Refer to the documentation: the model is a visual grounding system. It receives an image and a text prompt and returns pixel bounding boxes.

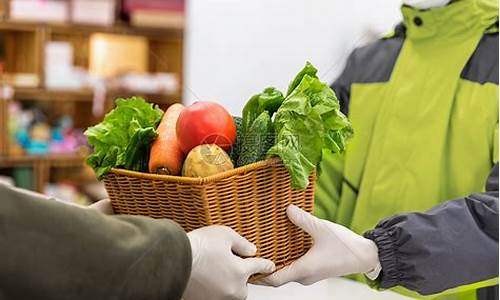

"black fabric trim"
[477,285,499,300]
[349,36,405,84]
[331,31,404,114]
[342,178,359,194]
[392,23,407,38]
[486,164,499,192]
[461,32,499,84]
[363,228,401,289]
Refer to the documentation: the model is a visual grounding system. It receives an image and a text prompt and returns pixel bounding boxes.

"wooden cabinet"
[0,17,184,192]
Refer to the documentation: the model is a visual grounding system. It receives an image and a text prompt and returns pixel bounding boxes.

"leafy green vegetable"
[267,62,353,189]
[285,62,318,97]
[85,97,163,178]
[230,116,243,164]
[122,126,158,172]
[237,111,274,167]
[242,87,284,134]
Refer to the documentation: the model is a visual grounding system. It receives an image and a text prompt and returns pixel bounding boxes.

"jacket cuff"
[364,227,400,289]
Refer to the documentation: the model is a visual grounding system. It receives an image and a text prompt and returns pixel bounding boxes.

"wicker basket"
[103,157,314,271]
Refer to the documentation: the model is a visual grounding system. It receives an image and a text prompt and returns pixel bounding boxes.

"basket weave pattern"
[104,158,314,269]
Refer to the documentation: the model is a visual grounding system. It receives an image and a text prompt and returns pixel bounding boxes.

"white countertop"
[248,278,414,300]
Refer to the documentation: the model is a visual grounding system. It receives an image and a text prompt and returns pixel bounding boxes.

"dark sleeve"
[364,164,499,295]
[0,183,192,300]
[331,52,355,115]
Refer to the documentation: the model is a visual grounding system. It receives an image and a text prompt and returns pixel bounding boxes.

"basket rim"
[108,157,283,184]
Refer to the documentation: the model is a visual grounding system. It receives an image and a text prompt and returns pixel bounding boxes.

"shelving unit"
[13,87,182,104]
[0,20,183,37]
[0,9,184,193]
[14,87,94,102]
[0,153,87,192]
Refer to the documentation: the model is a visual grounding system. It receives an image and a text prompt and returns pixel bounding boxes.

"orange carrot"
[149,103,185,175]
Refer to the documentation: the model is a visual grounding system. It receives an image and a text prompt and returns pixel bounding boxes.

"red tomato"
[176,101,236,154]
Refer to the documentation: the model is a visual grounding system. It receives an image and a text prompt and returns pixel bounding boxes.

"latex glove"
[184,225,276,300]
[258,205,379,287]
[88,199,114,215]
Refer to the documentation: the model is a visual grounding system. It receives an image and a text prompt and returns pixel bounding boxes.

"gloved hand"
[257,205,379,287]
[88,199,114,215]
[184,225,276,300]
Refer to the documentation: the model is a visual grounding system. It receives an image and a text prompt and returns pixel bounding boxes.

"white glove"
[258,205,380,287]
[184,225,276,300]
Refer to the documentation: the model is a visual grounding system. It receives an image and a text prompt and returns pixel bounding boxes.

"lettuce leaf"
[285,61,318,97]
[242,87,284,134]
[85,97,163,178]
[267,62,352,189]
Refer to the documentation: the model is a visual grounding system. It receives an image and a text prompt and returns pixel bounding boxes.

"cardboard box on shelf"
[10,0,69,23]
[89,33,148,79]
[123,0,184,13]
[111,72,178,94]
[71,0,116,26]
[130,10,184,29]
[45,41,84,90]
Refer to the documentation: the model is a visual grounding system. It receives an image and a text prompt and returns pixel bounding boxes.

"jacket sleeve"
[364,164,499,295]
[0,183,192,300]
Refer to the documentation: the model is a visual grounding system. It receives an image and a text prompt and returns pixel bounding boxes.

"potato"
[182,144,234,177]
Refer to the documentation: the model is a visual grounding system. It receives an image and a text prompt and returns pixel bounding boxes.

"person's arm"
[364,164,499,295]
[259,165,498,295]
[0,183,191,300]
[0,183,275,300]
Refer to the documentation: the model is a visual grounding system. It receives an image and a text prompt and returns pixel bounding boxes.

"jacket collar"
[401,0,498,41]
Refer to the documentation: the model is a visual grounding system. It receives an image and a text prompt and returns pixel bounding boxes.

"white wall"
[184,0,402,115]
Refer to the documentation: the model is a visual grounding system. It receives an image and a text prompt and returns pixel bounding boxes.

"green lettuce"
[285,61,318,97]
[267,62,353,189]
[242,87,284,134]
[85,97,163,179]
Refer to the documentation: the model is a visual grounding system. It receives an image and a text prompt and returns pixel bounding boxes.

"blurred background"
[0,0,400,205]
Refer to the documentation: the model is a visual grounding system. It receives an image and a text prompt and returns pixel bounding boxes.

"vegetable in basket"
[241,87,284,134]
[233,62,352,189]
[85,97,163,178]
[182,144,234,177]
[267,62,353,189]
[149,103,185,175]
[176,101,236,153]
[237,111,274,167]
[229,116,243,164]
[234,88,284,166]
[84,62,351,186]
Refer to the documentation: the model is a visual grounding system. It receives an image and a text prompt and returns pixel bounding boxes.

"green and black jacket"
[315,0,499,299]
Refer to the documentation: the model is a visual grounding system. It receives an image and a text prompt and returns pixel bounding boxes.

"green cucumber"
[230,116,243,164]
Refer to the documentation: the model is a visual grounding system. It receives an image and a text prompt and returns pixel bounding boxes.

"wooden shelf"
[108,90,182,105]
[12,87,182,105]
[14,87,94,102]
[0,20,183,38]
[0,153,88,193]
[0,153,87,168]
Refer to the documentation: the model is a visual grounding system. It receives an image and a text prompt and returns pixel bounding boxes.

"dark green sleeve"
[0,183,192,300]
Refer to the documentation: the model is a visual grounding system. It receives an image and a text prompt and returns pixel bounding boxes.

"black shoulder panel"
[461,33,499,84]
[349,36,404,84]
[331,26,404,114]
